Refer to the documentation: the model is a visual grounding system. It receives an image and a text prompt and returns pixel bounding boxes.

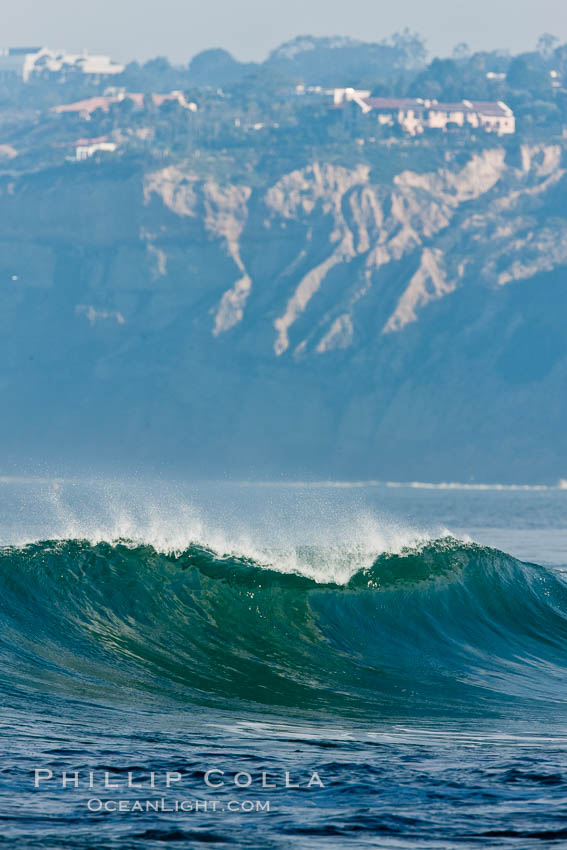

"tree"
[409,58,460,100]
[452,43,471,61]
[507,57,550,95]
[554,45,567,83]
[390,29,428,69]
[537,33,559,60]
[370,81,391,97]
[143,56,172,74]
[188,49,246,86]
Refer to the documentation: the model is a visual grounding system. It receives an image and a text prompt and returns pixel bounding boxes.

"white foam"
[234,479,559,491]
[0,478,442,585]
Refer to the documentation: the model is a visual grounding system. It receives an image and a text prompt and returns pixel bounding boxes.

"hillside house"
[75,140,117,161]
[0,47,124,81]
[333,89,515,135]
[52,91,197,119]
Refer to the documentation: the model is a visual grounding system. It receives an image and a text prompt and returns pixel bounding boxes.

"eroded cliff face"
[141,144,566,355]
[0,144,566,481]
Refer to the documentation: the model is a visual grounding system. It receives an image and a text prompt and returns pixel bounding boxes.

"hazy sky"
[4,0,567,64]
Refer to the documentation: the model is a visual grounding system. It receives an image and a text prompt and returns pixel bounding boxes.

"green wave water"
[2,537,567,718]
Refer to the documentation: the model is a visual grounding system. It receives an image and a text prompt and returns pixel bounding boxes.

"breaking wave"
[2,535,567,718]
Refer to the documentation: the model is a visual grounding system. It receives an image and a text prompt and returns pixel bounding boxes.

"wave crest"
[2,537,567,717]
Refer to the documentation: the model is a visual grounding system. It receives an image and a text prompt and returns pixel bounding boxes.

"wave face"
[2,537,567,717]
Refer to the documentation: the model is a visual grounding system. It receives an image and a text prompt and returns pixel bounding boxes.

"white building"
[467,101,515,134]
[340,94,515,135]
[360,97,428,134]
[0,47,124,82]
[332,87,372,107]
[0,47,42,81]
[53,91,198,119]
[75,141,117,161]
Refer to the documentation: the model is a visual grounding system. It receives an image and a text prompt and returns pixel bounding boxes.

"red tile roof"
[74,135,109,146]
[364,97,424,110]
[52,93,144,115]
[429,102,473,112]
[469,101,510,116]
[360,97,512,119]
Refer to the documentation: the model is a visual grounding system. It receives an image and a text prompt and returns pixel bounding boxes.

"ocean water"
[1,478,567,848]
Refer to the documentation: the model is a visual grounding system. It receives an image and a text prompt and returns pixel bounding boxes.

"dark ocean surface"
[1,479,567,848]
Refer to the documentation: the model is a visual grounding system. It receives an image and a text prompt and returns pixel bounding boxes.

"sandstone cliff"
[0,143,566,481]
